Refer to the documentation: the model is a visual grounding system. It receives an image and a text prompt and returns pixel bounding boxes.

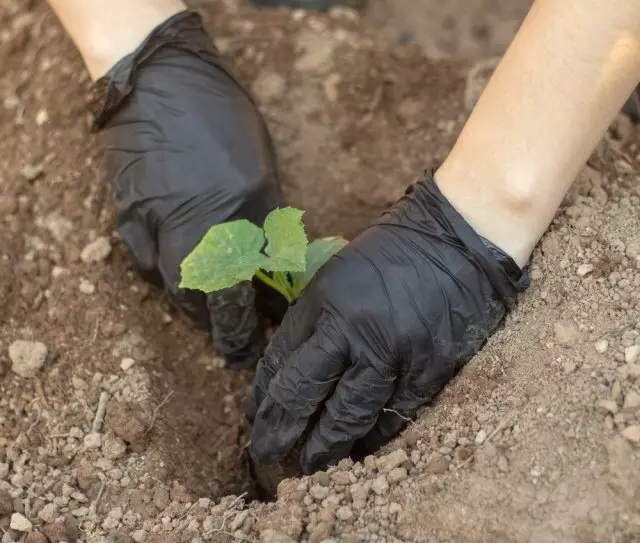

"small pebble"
[38,503,59,524]
[425,453,449,474]
[595,339,609,354]
[387,467,408,484]
[35,108,49,125]
[595,399,618,414]
[79,279,96,294]
[309,485,329,501]
[20,163,44,182]
[371,475,389,496]
[9,340,48,378]
[83,432,102,449]
[376,449,408,474]
[120,358,135,372]
[10,512,33,532]
[335,506,354,522]
[475,430,487,445]
[622,425,640,444]
[349,483,368,509]
[625,345,640,364]
[623,390,640,412]
[80,236,112,264]
[577,263,594,277]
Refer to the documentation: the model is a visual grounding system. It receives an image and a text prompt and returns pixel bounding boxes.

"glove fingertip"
[206,284,265,370]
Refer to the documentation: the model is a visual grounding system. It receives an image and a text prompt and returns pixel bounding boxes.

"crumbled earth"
[1,0,640,542]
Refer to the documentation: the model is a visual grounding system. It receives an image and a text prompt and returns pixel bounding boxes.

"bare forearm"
[47,0,186,80]
[436,0,640,266]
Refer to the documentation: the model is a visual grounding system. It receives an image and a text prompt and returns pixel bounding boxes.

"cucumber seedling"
[180,207,347,303]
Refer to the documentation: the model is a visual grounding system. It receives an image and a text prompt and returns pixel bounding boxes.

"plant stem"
[255,270,294,303]
[274,272,296,301]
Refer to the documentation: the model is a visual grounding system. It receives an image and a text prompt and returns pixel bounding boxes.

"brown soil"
[1,0,640,542]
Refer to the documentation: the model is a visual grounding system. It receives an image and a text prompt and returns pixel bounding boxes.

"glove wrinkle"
[250,173,530,473]
[91,10,284,368]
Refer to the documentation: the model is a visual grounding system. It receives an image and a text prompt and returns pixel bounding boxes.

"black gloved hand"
[91,12,284,369]
[248,173,529,473]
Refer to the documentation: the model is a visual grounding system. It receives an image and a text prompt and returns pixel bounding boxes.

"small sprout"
[180,207,347,303]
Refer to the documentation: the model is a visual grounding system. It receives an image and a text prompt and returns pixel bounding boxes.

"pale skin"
[47,0,640,256]
[436,0,640,267]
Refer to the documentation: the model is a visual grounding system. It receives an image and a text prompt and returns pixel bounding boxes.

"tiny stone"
[120,358,135,372]
[425,453,449,475]
[371,475,389,496]
[623,390,640,412]
[625,345,640,364]
[80,237,112,264]
[387,467,408,484]
[20,163,44,182]
[107,468,123,481]
[9,340,48,378]
[442,432,457,448]
[595,339,609,354]
[622,425,640,444]
[38,503,59,524]
[79,279,96,294]
[84,432,102,449]
[10,512,32,532]
[162,313,173,324]
[330,471,350,486]
[314,472,331,487]
[475,430,487,445]
[0,462,9,479]
[363,455,377,471]
[497,456,509,472]
[349,483,368,509]
[0,489,13,516]
[595,399,618,414]
[310,485,329,501]
[577,263,594,277]
[35,108,49,125]
[335,506,353,522]
[376,449,408,474]
[101,433,127,459]
[388,502,402,516]
[71,506,89,517]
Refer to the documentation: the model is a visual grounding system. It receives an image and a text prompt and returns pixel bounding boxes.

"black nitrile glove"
[248,173,529,473]
[91,12,285,369]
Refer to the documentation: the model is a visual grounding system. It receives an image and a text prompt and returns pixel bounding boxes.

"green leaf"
[291,236,348,296]
[262,207,308,272]
[179,219,268,293]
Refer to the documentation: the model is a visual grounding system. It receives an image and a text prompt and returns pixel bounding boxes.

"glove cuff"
[87,11,238,130]
[397,172,530,302]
